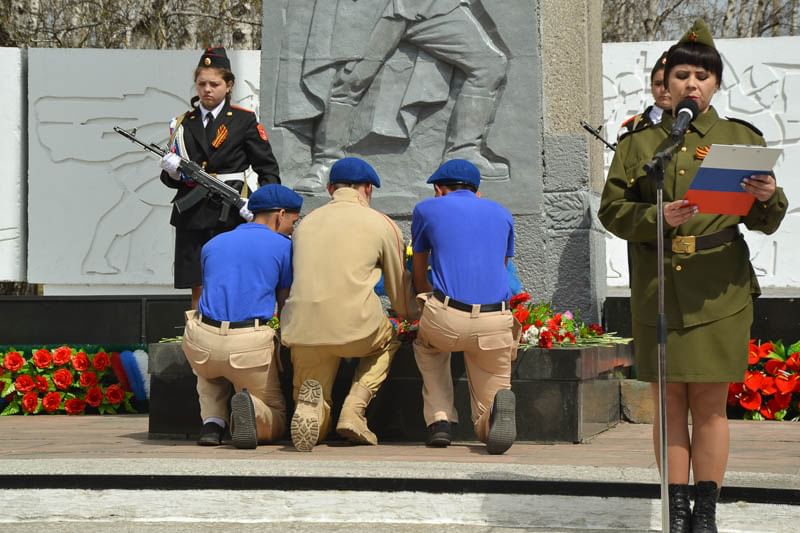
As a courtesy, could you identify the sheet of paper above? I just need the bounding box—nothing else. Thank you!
[684,144,782,216]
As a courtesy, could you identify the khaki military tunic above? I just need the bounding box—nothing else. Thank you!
[599,107,788,382]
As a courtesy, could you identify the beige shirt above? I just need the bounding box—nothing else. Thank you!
[280,188,418,346]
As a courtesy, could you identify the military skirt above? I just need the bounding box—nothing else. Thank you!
[632,300,752,383]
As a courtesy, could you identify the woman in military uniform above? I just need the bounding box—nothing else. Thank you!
[159,47,281,309]
[618,51,671,138]
[599,20,788,533]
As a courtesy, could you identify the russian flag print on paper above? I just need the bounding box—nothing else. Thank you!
[683,144,782,217]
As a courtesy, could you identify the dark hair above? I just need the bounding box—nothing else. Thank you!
[190,66,236,108]
[650,52,668,82]
[664,42,723,86]
[435,181,478,193]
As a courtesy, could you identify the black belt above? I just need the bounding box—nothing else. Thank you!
[200,315,270,329]
[433,290,506,313]
[659,226,740,254]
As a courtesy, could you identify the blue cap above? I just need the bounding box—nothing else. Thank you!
[248,184,303,213]
[329,157,381,188]
[426,159,480,189]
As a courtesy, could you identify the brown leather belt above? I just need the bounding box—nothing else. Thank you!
[662,226,740,254]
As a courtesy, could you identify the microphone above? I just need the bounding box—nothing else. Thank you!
[670,99,700,140]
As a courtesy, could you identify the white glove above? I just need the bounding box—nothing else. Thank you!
[160,153,182,180]
[239,200,254,222]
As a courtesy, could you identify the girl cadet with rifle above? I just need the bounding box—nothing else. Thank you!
[599,20,787,533]
[159,47,281,309]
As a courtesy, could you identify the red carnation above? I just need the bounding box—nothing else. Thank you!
[3,351,25,372]
[743,370,764,392]
[21,392,39,414]
[764,359,786,377]
[32,349,53,369]
[84,386,103,407]
[52,368,73,390]
[104,384,125,405]
[738,389,761,411]
[42,391,62,413]
[35,375,49,392]
[534,319,543,328]
[589,323,604,336]
[64,398,86,415]
[509,292,531,308]
[53,346,72,366]
[538,329,554,349]
[758,342,774,360]
[92,351,111,372]
[775,374,799,395]
[564,332,577,344]
[71,352,90,372]
[727,383,744,406]
[79,371,98,388]
[15,374,36,393]
[513,307,530,323]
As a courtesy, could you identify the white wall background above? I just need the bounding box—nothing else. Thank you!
[0,47,25,282]
[602,38,800,290]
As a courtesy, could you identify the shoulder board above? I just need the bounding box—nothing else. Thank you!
[617,121,652,142]
[620,115,636,128]
[725,116,763,137]
[229,104,255,114]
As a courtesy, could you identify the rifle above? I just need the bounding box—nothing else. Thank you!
[580,120,616,152]
[113,126,245,222]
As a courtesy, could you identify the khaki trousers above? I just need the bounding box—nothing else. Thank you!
[181,310,286,442]
[413,293,514,442]
[289,318,400,442]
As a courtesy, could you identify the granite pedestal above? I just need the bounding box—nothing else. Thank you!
[148,341,633,443]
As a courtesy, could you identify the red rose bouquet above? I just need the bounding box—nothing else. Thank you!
[1,346,136,416]
[728,339,800,421]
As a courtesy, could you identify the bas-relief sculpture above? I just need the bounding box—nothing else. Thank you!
[27,50,261,286]
[265,0,542,215]
[602,39,800,289]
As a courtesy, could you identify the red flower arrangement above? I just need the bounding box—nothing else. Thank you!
[510,292,626,348]
[728,339,800,421]
[0,346,136,416]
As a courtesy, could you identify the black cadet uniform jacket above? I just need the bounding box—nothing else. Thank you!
[159,103,281,230]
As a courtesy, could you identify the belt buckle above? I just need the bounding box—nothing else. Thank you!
[672,235,696,254]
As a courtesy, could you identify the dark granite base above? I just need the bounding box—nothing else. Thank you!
[149,341,633,443]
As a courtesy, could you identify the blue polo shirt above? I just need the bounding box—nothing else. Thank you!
[198,223,293,322]
[412,190,514,305]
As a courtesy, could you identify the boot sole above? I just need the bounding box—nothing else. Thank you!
[487,389,516,455]
[291,379,323,452]
[230,391,258,450]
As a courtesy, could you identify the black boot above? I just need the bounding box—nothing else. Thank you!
[692,481,720,533]
[668,484,691,533]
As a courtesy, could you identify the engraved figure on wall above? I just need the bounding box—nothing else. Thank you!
[274,0,510,193]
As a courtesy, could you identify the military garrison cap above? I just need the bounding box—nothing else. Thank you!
[329,157,381,187]
[249,184,303,213]
[678,19,716,50]
[427,159,481,189]
[198,47,231,70]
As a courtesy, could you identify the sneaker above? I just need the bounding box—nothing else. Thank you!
[426,420,454,447]
[230,389,258,450]
[197,421,225,446]
[291,379,324,452]
[486,389,516,455]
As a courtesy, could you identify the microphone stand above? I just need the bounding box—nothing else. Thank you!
[643,134,683,533]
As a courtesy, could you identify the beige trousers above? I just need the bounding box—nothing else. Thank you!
[289,318,400,442]
[413,293,515,442]
[181,310,286,442]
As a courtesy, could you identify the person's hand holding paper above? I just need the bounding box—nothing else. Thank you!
[683,144,782,216]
